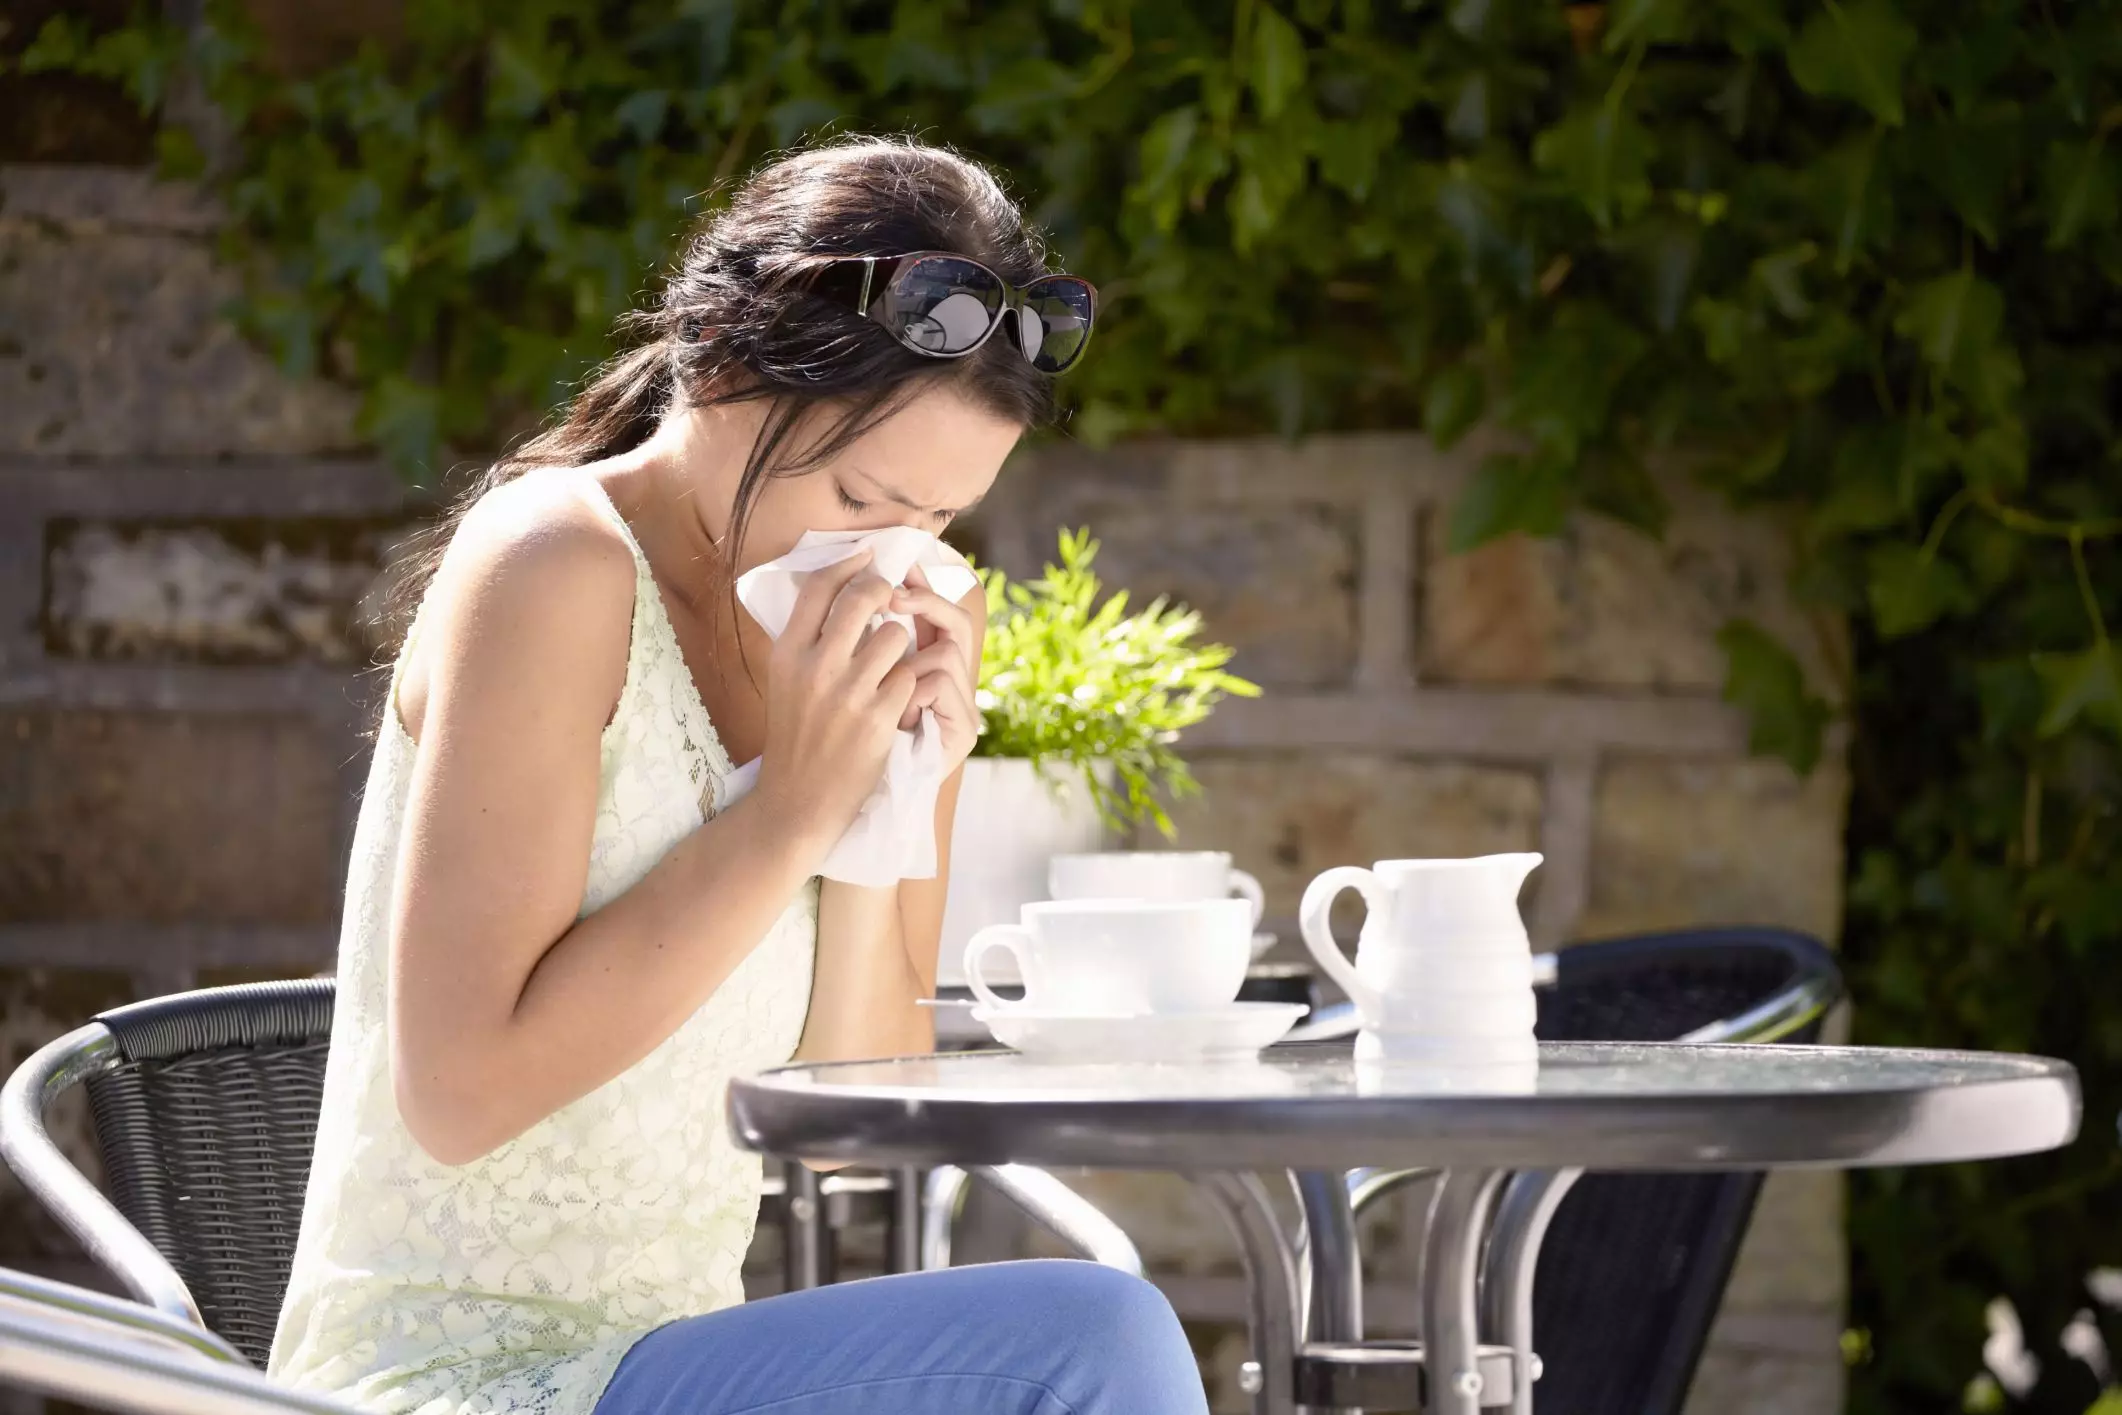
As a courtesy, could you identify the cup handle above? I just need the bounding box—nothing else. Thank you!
[1299,866,1385,1023]
[1229,869,1267,930]
[964,925,1035,1012]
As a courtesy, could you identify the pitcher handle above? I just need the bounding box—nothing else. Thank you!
[964,925,1035,1012]
[1228,869,1266,931]
[1299,866,1385,1023]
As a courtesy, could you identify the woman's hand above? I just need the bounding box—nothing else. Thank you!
[889,562,984,773]
[754,550,920,846]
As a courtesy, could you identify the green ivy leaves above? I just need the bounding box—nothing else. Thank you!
[2032,642,2122,738]
[1248,5,1308,120]
[1533,98,1653,230]
[1786,0,1920,125]
[1718,621,1833,774]
[1895,269,2018,413]
[2044,134,2122,248]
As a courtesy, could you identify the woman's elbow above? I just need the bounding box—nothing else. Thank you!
[392,1050,517,1167]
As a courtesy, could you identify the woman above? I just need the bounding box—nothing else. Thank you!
[268,137,1208,1415]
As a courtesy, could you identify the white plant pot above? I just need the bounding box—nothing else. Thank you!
[936,756,1108,987]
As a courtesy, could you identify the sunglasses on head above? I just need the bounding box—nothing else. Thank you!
[812,252,1098,375]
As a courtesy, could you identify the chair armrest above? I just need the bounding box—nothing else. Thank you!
[919,1165,1145,1276]
[0,1025,205,1331]
[1680,968,1840,1044]
[0,1269,241,1367]
[0,1285,358,1415]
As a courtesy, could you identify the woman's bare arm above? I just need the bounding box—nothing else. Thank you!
[388,481,897,1164]
[794,580,983,1065]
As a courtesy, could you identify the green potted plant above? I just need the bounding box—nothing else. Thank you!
[937,528,1259,984]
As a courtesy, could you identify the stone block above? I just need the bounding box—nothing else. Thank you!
[1197,1322,1254,1413]
[1686,1175,1848,1415]
[0,169,358,457]
[1005,493,1361,690]
[1166,754,1545,928]
[0,967,132,1263]
[46,517,409,664]
[1725,1171,1847,1311]
[1686,1334,1848,1415]
[1421,479,1845,694]
[1580,755,1850,943]
[242,0,404,76]
[0,709,338,925]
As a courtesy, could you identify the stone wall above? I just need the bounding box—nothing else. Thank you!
[0,164,1849,1414]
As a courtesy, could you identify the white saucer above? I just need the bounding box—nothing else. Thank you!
[972,1002,1307,1062]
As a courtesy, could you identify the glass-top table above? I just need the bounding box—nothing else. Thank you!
[729,1040,2078,1172]
[729,1041,2080,1415]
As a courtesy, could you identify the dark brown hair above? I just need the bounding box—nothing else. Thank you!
[386,136,1056,647]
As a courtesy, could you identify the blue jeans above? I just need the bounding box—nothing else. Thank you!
[592,1261,1209,1415]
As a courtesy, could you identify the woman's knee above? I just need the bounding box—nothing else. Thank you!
[1046,1261,1178,1328]
[1006,1263,1201,1389]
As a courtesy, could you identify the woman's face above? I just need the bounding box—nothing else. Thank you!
[693,384,1023,575]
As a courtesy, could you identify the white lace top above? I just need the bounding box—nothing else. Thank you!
[269,483,818,1415]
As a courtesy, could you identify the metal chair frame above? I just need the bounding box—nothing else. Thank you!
[2,1018,203,1331]
[0,1265,357,1415]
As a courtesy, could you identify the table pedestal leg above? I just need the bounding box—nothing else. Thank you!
[1422,1169,1506,1415]
[1197,1172,1302,1415]
[781,1160,826,1290]
[1292,1170,1362,1343]
[888,1166,923,1274]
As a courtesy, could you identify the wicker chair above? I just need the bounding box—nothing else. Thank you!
[1,979,1134,1370]
[0,981,332,1366]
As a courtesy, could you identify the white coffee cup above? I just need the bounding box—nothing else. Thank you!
[1047,851,1266,929]
[963,897,1254,1016]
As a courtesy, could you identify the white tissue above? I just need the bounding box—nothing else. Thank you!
[722,527,981,886]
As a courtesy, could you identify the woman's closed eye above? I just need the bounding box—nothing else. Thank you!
[836,475,959,527]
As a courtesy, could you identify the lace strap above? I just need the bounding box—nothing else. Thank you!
[572,477,737,809]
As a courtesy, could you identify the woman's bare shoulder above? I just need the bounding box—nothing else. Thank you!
[397,474,639,740]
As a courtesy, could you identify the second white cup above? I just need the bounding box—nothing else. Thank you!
[1047,851,1266,929]
[963,897,1254,1016]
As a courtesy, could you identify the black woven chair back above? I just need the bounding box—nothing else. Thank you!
[1528,928,1837,1415]
[81,979,334,1367]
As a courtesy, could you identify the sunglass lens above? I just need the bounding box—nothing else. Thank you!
[879,257,1005,355]
[1020,276,1096,373]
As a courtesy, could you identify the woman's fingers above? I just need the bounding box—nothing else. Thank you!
[890,568,976,666]
[816,572,897,663]
[781,549,875,647]
[898,643,976,731]
[902,640,972,702]
[908,661,981,740]
[850,615,915,689]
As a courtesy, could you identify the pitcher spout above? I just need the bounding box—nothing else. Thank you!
[1490,851,1543,899]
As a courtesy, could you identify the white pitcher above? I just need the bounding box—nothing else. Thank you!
[1299,853,1544,1064]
